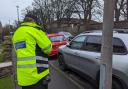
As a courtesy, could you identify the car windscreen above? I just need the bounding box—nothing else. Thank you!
[64,32,71,36]
[59,32,72,37]
[50,36,64,42]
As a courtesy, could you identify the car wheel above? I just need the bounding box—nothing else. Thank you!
[112,78,124,89]
[58,54,67,71]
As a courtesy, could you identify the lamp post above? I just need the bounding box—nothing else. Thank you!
[16,5,20,23]
[99,0,115,89]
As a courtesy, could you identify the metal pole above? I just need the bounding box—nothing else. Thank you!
[16,6,20,23]
[99,0,115,89]
[11,39,22,89]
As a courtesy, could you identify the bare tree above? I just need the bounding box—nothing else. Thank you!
[22,0,104,32]
[114,0,125,21]
[126,0,128,20]
[113,0,128,21]
[74,0,102,30]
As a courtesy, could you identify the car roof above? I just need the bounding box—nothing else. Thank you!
[47,33,64,37]
[78,32,128,50]
[59,32,72,35]
[59,31,70,33]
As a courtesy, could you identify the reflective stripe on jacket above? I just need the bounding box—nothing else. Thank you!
[12,22,52,86]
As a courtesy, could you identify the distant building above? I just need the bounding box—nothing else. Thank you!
[47,18,99,29]
[46,18,101,34]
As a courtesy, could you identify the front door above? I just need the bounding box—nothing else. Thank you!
[63,35,87,70]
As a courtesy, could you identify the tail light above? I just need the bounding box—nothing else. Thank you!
[52,45,58,48]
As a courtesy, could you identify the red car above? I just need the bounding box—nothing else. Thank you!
[48,33,68,56]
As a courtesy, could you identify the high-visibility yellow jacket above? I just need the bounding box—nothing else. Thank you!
[12,22,52,86]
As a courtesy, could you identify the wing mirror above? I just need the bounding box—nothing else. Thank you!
[66,43,71,47]
[68,36,74,41]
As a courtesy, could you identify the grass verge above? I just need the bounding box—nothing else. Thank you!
[0,53,4,62]
[0,75,14,89]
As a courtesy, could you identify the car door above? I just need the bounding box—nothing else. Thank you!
[78,35,128,79]
[112,37,128,74]
[77,35,102,79]
[63,35,87,70]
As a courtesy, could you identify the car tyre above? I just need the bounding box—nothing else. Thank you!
[58,54,67,71]
[112,78,124,89]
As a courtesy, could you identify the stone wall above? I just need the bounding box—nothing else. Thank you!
[48,21,128,35]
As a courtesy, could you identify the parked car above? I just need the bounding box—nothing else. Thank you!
[59,31,73,40]
[58,31,128,89]
[48,33,67,56]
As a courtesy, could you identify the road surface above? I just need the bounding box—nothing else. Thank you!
[49,60,94,89]
[49,63,83,89]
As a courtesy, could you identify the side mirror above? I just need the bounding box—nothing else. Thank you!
[68,36,74,41]
[66,44,71,48]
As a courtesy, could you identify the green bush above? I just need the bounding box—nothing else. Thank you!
[0,53,4,62]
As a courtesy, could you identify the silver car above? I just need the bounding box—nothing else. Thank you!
[58,32,128,89]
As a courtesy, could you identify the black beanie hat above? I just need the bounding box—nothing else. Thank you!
[25,13,37,21]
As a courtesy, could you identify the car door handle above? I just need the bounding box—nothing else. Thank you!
[74,52,79,56]
[95,56,101,60]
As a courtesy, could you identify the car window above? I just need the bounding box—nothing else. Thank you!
[83,36,101,52]
[83,35,127,54]
[50,36,64,42]
[69,36,86,49]
[113,38,127,54]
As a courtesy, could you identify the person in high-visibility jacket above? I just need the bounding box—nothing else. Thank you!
[12,14,52,89]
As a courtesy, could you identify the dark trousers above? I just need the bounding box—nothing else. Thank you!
[22,79,48,89]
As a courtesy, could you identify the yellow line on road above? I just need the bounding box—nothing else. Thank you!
[50,63,85,89]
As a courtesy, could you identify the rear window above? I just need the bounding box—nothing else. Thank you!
[83,35,127,54]
[50,36,64,42]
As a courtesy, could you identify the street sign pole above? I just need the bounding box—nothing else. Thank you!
[16,6,20,23]
[99,0,115,89]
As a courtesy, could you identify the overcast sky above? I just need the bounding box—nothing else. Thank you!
[0,0,33,26]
